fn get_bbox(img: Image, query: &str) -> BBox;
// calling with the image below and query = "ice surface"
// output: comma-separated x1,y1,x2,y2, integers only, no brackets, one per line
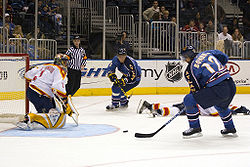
0,94,250,167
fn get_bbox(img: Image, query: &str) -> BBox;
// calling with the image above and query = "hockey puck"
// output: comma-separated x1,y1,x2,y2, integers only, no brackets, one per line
123,130,128,133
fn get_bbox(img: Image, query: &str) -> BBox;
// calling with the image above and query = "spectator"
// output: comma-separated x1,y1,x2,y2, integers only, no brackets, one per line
159,5,166,19
242,0,250,40
48,0,62,34
198,22,205,32
228,17,239,35
143,0,159,22
5,13,15,37
232,28,243,42
181,19,199,32
205,19,215,49
204,0,225,32
12,25,24,38
218,26,232,41
171,16,177,23
194,12,201,27
26,0,35,14
115,31,132,56
40,4,53,34
160,10,170,21
185,0,198,19
26,27,45,40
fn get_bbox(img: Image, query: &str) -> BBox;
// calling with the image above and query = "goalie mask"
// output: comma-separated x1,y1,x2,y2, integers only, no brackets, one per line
54,54,70,69
180,45,197,62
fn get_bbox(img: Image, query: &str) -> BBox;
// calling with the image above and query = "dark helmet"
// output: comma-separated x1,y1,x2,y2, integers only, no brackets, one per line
54,54,70,68
117,48,127,55
180,45,196,60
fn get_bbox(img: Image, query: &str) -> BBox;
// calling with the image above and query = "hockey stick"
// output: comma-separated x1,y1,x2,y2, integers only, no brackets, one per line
118,85,133,99
134,109,184,138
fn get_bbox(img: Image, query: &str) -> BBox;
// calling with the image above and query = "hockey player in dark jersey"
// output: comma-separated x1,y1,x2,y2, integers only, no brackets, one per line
180,46,237,138
106,48,141,110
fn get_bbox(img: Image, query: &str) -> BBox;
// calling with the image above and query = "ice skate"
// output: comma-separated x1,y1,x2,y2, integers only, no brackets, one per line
120,100,129,109
183,127,203,139
106,104,119,111
137,100,152,114
234,106,250,115
221,128,238,137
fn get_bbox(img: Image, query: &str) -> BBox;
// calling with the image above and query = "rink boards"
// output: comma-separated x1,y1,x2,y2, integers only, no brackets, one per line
1,59,250,99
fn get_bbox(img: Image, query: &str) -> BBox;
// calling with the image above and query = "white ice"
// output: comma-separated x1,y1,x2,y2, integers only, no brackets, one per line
0,94,250,167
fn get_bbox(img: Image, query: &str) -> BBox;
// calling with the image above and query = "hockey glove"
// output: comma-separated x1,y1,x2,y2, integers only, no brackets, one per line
114,78,127,87
108,73,117,82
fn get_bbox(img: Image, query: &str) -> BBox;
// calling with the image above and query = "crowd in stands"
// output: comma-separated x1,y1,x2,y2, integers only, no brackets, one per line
106,0,250,43
0,0,63,39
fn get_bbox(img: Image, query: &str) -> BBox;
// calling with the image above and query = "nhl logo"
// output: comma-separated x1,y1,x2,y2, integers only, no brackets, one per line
164,62,183,82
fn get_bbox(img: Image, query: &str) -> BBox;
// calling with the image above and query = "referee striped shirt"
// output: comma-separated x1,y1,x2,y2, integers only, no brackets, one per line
66,46,87,70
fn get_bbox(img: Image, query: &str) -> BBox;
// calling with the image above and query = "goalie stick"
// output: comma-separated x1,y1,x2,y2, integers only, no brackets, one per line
134,109,184,138
53,92,79,126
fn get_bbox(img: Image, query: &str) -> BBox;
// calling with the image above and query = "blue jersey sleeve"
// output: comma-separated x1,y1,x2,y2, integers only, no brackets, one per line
107,56,120,74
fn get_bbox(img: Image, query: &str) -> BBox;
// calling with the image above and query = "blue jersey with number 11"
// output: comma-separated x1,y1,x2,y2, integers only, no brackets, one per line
185,50,231,92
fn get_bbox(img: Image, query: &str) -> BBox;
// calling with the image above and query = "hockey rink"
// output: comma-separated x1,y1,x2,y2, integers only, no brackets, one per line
0,94,250,167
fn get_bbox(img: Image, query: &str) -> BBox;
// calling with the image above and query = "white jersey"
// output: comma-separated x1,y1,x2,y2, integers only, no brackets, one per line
25,64,67,98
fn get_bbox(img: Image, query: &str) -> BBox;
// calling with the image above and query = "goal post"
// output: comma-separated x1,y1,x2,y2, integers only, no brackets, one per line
0,54,30,123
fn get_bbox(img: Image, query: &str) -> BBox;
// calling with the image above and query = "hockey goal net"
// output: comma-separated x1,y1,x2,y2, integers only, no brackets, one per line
0,54,29,123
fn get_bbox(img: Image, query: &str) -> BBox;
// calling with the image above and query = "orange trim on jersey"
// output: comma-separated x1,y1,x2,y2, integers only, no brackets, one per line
83,55,87,60
230,106,238,111
24,76,32,82
162,107,170,116
30,84,51,98
52,88,67,98
153,103,160,110
210,112,219,116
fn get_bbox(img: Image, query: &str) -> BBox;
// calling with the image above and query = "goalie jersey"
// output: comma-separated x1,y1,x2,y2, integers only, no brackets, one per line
24,64,67,98
107,55,141,84
184,50,231,92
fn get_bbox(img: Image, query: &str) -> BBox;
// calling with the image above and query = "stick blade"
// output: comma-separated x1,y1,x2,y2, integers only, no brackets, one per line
134,132,155,138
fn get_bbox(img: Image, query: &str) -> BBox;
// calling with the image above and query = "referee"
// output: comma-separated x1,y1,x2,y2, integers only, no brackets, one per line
65,36,87,96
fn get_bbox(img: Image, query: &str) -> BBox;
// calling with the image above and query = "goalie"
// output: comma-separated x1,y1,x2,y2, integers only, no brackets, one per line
17,54,77,130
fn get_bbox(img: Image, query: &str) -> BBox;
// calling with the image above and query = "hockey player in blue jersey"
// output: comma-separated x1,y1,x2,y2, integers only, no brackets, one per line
106,48,141,110
180,46,237,138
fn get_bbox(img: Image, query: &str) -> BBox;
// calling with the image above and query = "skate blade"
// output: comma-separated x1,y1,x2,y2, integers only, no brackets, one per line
136,99,143,114
222,133,238,138
183,132,203,139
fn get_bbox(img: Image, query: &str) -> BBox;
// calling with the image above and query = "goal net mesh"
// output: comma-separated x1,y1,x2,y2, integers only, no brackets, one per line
0,54,29,123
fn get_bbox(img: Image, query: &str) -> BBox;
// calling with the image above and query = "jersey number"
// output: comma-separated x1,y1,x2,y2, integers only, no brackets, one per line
202,56,223,73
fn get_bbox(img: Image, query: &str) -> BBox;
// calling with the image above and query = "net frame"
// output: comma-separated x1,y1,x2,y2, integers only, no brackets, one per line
0,54,30,119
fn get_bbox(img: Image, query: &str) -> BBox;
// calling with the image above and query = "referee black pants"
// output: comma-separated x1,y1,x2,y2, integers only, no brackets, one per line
66,68,81,96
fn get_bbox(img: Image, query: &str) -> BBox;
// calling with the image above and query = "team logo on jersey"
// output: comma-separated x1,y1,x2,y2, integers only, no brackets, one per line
164,62,183,82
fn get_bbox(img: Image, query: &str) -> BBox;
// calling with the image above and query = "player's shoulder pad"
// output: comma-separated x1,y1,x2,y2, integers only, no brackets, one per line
53,64,67,78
